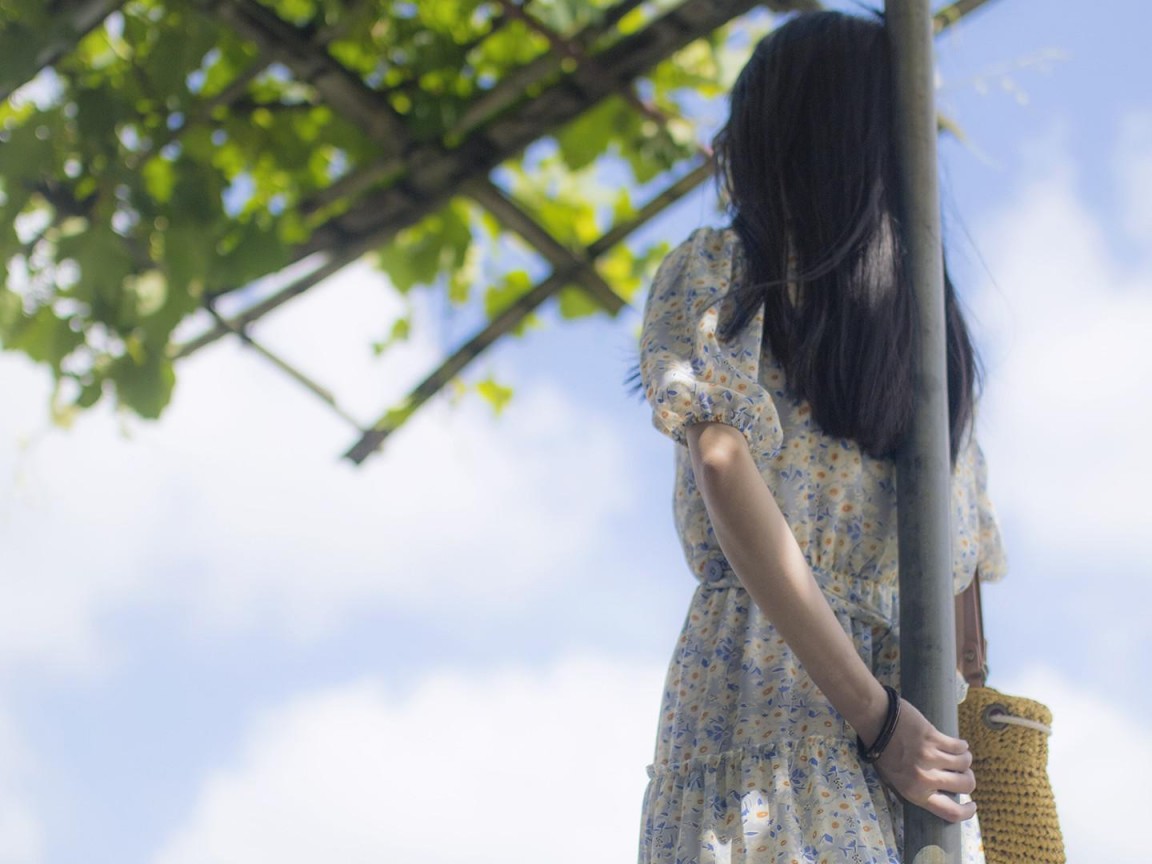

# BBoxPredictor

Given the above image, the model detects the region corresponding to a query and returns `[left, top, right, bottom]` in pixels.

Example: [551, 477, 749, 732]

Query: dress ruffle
[642, 737, 901, 864]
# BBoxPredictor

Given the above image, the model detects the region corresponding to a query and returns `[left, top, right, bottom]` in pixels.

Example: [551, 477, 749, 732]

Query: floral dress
[637, 227, 1007, 864]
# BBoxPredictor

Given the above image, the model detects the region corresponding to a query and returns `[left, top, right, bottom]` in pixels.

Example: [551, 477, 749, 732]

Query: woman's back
[637, 225, 1005, 863]
[636, 10, 1005, 862]
[644, 227, 1004, 596]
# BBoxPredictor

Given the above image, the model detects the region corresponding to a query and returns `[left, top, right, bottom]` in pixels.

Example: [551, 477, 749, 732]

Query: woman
[637, 11, 1006, 864]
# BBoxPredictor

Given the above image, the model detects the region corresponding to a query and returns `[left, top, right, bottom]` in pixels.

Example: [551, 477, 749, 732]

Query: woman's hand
[874, 699, 977, 823]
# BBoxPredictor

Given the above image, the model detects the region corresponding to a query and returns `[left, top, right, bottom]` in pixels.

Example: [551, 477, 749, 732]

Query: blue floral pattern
[638, 227, 1006, 863]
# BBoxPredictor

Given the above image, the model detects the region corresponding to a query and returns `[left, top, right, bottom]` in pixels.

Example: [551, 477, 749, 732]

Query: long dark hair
[714, 11, 979, 463]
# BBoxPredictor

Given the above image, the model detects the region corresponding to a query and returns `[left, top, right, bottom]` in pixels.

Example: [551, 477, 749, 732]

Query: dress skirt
[637, 571, 986, 864]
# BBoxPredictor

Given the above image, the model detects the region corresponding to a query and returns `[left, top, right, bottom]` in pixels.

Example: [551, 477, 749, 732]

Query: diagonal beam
[491, 0, 711, 160]
[342, 159, 714, 465]
[204, 302, 364, 429]
[302, 0, 763, 257]
[933, 0, 997, 32]
[0, 0, 127, 101]
[177, 0, 766, 357]
[177, 0, 988, 360]
[297, 0, 972, 238]
[171, 226, 388, 359]
[189, 0, 409, 157]
[465, 180, 627, 315]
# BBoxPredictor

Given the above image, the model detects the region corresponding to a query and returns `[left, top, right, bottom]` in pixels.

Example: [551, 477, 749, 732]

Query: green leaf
[3, 305, 84, 371]
[372, 316, 411, 355]
[375, 398, 417, 434]
[212, 218, 290, 292]
[0, 287, 23, 339]
[57, 227, 138, 330]
[376, 199, 474, 296]
[612, 188, 636, 224]
[596, 240, 671, 306]
[75, 379, 105, 409]
[109, 341, 176, 419]
[0, 0, 723, 428]
[143, 156, 176, 204]
[556, 98, 621, 172]
[556, 285, 601, 319]
[483, 269, 538, 336]
[475, 376, 513, 416]
[377, 228, 444, 294]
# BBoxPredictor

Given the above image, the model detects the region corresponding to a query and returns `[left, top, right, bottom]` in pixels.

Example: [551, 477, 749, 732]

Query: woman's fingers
[934, 746, 973, 773]
[872, 701, 980, 821]
[931, 732, 972, 756]
[925, 766, 977, 796]
[922, 791, 978, 824]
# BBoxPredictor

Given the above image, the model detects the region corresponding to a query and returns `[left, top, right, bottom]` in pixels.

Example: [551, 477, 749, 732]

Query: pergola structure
[2, 0, 990, 464]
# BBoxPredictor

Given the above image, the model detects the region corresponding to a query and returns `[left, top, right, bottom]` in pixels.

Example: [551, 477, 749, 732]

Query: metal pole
[886, 2, 960, 863]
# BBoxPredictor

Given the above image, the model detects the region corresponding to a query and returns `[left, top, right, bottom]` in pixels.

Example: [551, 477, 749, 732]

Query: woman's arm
[686, 421, 977, 823]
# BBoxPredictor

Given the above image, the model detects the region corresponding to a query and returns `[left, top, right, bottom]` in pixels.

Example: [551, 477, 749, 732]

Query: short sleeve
[973, 439, 1008, 582]
[952, 433, 1008, 591]
[639, 227, 783, 458]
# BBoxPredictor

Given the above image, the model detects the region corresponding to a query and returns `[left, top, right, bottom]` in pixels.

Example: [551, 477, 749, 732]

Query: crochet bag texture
[958, 686, 1065, 863]
[957, 572, 1066, 864]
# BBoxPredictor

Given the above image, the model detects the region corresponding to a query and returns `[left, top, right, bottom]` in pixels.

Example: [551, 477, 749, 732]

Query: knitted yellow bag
[956, 574, 1065, 864]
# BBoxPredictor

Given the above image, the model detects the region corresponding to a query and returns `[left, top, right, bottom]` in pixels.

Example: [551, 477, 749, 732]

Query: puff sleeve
[639, 227, 783, 459]
[973, 439, 1008, 582]
[952, 434, 1009, 591]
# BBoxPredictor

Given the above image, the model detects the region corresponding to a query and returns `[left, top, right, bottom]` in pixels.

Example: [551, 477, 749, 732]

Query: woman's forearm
[686, 422, 889, 746]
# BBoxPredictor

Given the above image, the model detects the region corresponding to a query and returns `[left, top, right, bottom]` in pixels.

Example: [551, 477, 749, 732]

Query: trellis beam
[933, 0, 996, 32]
[175, 0, 766, 357]
[343, 159, 714, 464]
[172, 230, 386, 359]
[173, 0, 993, 395]
[203, 303, 364, 430]
[299, 0, 764, 257]
[466, 180, 627, 315]
[0, 0, 127, 102]
[189, 0, 410, 157]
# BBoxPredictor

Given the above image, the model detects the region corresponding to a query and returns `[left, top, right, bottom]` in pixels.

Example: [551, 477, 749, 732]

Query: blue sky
[1, 1, 1150, 862]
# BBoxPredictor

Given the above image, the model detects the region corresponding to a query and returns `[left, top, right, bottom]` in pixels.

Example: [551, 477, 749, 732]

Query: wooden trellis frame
[8, 0, 992, 464]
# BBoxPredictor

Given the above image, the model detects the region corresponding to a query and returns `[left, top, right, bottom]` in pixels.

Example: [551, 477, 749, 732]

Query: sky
[1, 1, 1150, 862]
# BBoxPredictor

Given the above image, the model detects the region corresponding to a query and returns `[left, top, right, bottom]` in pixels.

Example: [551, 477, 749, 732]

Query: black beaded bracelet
[857, 685, 901, 763]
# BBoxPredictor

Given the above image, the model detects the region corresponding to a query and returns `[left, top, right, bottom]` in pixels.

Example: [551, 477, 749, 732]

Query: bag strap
[955, 570, 988, 687]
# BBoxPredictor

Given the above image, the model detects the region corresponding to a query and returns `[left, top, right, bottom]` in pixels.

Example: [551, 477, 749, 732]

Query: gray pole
[886, 2, 961, 863]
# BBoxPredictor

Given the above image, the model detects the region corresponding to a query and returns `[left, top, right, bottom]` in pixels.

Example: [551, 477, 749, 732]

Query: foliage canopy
[1, 0, 765, 440]
[0, 0, 984, 457]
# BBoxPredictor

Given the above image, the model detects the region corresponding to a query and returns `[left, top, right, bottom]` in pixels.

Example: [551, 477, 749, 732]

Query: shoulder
[650, 226, 745, 314]
[670, 225, 743, 269]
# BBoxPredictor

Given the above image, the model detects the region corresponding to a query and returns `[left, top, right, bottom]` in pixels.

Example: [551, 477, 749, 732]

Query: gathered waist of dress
[690, 556, 896, 631]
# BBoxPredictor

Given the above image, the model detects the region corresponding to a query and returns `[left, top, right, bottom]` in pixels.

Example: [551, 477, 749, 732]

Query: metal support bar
[887, 1, 960, 862]
[204, 303, 364, 430]
[171, 235, 378, 359]
[300, 0, 762, 258]
[174, 0, 768, 359]
[0, 0, 127, 102]
[932, 0, 996, 33]
[342, 159, 714, 464]
[466, 179, 627, 314]
[191, 0, 410, 157]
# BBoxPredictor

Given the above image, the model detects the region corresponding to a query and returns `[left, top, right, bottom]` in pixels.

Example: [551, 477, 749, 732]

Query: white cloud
[153, 655, 664, 864]
[151, 377, 635, 637]
[152, 658, 1152, 864]
[972, 127, 1152, 560]
[998, 666, 1150, 864]
[0, 261, 637, 667]
[960, 127, 1152, 863]
[0, 707, 42, 864]
[0, 357, 159, 675]
[1116, 109, 1152, 244]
